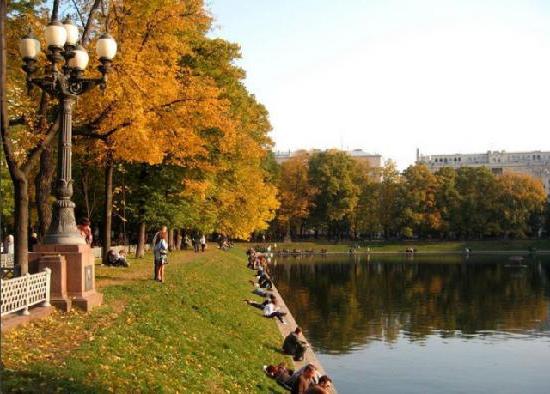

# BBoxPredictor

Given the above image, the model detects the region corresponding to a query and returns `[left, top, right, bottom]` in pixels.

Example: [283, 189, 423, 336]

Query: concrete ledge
[270, 284, 337, 393]
[1, 306, 54, 333]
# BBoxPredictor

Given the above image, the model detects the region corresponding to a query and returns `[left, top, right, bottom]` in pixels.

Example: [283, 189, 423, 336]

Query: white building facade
[417, 150, 550, 194]
[274, 149, 383, 168]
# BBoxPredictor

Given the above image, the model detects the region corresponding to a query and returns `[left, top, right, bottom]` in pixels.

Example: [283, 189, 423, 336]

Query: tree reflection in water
[271, 255, 550, 355]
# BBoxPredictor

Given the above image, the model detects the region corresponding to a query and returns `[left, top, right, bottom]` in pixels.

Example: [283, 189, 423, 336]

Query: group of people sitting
[245, 249, 285, 323]
[264, 362, 333, 393]
[105, 249, 129, 267]
[245, 249, 334, 393]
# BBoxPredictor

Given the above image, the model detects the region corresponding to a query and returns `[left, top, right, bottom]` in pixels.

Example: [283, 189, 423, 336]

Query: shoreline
[271, 250, 550, 256]
[269, 283, 338, 393]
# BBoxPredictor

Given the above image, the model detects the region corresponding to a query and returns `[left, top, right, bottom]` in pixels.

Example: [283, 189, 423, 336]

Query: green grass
[243, 239, 550, 253]
[1, 249, 286, 393]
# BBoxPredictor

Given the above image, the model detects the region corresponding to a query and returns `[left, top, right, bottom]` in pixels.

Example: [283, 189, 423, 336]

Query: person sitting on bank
[245, 293, 275, 310]
[305, 375, 333, 394]
[250, 271, 273, 289]
[264, 363, 295, 389]
[291, 364, 317, 394]
[283, 326, 308, 361]
[250, 296, 286, 324]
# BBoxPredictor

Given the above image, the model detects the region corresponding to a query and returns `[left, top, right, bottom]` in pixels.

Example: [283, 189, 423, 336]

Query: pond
[270, 254, 550, 394]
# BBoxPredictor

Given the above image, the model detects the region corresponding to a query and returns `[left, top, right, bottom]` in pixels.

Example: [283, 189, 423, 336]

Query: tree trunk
[135, 221, 146, 258]
[168, 228, 175, 251]
[1, 0, 27, 274]
[175, 229, 182, 250]
[80, 164, 92, 218]
[284, 221, 292, 243]
[102, 155, 114, 263]
[35, 146, 55, 239]
[13, 178, 29, 274]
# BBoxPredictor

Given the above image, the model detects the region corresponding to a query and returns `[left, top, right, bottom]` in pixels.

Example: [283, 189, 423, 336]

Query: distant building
[417, 149, 550, 194]
[274, 148, 383, 168]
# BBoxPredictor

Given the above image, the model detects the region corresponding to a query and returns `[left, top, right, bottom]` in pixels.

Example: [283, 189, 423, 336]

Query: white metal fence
[1, 268, 51, 317]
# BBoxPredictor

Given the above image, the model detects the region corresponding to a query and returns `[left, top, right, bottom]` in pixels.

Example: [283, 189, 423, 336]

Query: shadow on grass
[0, 369, 107, 393]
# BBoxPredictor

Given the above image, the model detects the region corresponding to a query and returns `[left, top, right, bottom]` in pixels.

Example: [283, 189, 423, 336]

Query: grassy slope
[244, 239, 550, 253]
[1, 249, 286, 393]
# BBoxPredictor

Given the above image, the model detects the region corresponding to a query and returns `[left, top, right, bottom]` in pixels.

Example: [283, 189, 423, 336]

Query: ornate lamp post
[19, 16, 117, 245]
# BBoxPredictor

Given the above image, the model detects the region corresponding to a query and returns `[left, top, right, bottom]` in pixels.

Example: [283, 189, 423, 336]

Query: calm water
[271, 255, 550, 394]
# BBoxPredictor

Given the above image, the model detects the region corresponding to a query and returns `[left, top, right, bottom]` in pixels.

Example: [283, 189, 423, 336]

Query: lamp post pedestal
[30, 244, 102, 312]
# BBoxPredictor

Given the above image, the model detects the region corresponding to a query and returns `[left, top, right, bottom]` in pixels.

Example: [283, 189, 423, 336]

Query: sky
[207, 0, 550, 169]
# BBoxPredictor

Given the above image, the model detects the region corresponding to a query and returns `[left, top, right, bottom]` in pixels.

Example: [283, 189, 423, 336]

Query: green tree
[308, 150, 360, 238]
[455, 167, 500, 238]
[434, 167, 461, 238]
[377, 160, 401, 238]
[399, 164, 441, 237]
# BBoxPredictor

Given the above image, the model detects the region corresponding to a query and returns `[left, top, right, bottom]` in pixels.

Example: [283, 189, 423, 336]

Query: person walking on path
[200, 234, 206, 252]
[153, 226, 168, 282]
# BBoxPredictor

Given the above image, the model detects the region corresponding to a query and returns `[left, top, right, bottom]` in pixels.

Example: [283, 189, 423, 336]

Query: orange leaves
[73, 0, 221, 166]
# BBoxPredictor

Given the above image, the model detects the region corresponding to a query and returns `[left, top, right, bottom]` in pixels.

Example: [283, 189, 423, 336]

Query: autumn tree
[71, 0, 228, 261]
[496, 173, 546, 238]
[276, 152, 317, 240]
[1, 1, 61, 273]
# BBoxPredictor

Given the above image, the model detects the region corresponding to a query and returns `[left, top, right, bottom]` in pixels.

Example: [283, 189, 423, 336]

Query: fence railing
[1, 268, 51, 317]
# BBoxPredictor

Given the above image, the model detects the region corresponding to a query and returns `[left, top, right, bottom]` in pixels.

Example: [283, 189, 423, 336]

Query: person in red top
[77, 217, 93, 245]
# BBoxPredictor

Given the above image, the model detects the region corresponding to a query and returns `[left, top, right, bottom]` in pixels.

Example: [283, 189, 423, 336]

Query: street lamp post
[20, 16, 117, 245]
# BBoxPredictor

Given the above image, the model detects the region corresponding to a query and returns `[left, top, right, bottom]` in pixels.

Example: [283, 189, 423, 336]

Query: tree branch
[22, 112, 61, 174]
[70, 0, 86, 26]
[81, 0, 103, 48]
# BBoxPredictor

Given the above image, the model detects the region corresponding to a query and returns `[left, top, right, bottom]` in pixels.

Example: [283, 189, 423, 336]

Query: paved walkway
[1, 306, 54, 333]
[270, 284, 337, 393]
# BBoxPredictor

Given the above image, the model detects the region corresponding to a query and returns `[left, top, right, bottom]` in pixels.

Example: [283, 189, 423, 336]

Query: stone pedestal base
[29, 244, 102, 313]
[73, 292, 103, 312]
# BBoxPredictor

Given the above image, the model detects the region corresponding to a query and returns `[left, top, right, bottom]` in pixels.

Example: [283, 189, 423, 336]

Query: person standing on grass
[200, 234, 206, 252]
[192, 233, 200, 253]
[77, 217, 93, 245]
[152, 226, 168, 281]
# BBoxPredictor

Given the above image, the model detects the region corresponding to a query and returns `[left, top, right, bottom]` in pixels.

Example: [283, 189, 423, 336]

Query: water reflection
[271, 255, 550, 355]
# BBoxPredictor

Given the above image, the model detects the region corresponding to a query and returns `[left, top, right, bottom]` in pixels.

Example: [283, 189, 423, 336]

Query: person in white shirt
[153, 227, 169, 282]
[245, 295, 287, 323]
[200, 234, 206, 252]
